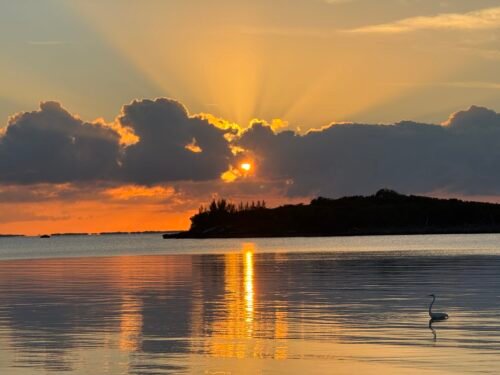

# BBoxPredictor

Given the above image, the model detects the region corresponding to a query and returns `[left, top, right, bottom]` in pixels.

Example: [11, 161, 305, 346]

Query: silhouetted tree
[180, 189, 500, 238]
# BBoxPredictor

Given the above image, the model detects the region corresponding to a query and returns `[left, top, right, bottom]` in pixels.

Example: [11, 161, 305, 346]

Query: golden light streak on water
[119, 296, 142, 352]
[244, 247, 254, 332]
[274, 310, 289, 360]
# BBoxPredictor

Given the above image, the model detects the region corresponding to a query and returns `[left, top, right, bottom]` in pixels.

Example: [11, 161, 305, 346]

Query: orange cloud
[197, 113, 242, 133]
[348, 6, 500, 34]
[184, 137, 203, 153]
[221, 161, 255, 183]
[104, 185, 175, 200]
[221, 166, 241, 183]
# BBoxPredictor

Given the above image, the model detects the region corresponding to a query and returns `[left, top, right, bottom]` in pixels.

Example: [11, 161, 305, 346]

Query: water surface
[0, 235, 500, 374]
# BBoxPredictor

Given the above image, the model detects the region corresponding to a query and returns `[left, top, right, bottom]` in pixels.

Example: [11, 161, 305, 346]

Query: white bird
[428, 294, 449, 320]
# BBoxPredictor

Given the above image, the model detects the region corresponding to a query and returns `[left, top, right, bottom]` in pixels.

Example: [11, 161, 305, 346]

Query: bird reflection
[429, 317, 450, 342]
[429, 319, 437, 341]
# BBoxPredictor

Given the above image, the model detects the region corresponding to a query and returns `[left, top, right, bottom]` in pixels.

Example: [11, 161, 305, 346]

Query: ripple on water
[0, 236, 499, 373]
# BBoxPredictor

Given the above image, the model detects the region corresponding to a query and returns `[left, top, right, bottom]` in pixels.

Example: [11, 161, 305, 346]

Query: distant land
[96, 231, 175, 236]
[52, 231, 174, 237]
[165, 189, 500, 239]
[0, 231, 174, 238]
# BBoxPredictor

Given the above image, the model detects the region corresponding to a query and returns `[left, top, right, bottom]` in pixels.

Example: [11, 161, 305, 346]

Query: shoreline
[164, 226, 500, 239]
[169, 190, 500, 240]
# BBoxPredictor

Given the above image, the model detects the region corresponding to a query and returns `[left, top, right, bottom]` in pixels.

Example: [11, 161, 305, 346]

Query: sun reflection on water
[207, 244, 257, 358]
[244, 245, 254, 329]
[119, 296, 142, 352]
[201, 243, 290, 362]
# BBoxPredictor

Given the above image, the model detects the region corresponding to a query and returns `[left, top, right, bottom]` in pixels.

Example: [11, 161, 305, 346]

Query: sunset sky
[2, 0, 500, 235]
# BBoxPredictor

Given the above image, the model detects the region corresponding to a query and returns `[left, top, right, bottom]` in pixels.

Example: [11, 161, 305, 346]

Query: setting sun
[241, 163, 252, 172]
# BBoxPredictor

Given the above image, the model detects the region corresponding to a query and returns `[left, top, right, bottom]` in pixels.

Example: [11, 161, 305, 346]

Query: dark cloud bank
[239, 106, 500, 197]
[120, 98, 232, 184]
[0, 102, 120, 184]
[0, 99, 231, 185]
[1, 98, 500, 198]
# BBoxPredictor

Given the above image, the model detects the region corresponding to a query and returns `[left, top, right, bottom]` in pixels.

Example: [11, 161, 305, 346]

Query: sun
[240, 162, 252, 172]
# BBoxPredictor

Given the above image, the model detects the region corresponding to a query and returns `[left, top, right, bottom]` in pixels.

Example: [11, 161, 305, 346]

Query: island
[164, 189, 500, 238]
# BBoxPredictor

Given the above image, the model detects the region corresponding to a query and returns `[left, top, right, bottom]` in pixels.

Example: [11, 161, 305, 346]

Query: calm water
[1, 234, 500, 374]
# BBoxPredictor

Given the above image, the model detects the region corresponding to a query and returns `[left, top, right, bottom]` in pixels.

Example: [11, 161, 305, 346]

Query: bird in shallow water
[428, 294, 449, 320]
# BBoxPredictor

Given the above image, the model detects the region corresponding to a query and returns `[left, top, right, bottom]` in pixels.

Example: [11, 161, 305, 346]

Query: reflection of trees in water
[1, 252, 500, 372]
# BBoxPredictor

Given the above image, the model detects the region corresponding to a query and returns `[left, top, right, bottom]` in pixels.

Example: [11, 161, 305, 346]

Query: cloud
[120, 98, 234, 184]
[0, 183, 92, 203]
[104, 184, 175, 201]
[3, 98, 500, 204]
[443, 105, 500, 129]
[236, 106, 500, 197]
[0, 99, 234, 185]
[0, 102, 121, 184]
[392, 81, 500, 90]
[349, 7, 500, 34]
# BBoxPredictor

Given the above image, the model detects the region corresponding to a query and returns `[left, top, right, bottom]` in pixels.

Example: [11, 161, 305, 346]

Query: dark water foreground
[0, 241, 500, 373]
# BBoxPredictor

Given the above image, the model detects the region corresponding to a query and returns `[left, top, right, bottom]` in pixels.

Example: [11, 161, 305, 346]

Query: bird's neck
[429, 296, 435, 315]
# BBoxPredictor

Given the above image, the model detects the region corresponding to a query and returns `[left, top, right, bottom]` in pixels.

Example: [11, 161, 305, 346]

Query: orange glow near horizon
[0, 181, 306, 236]
[0, 199, 194, 236]
[105, 185, 175, 200]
